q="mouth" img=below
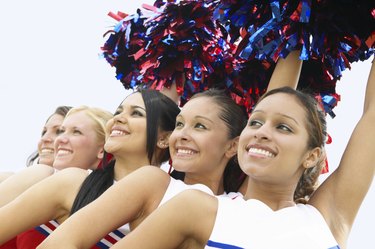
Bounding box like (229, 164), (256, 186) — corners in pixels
(175, 148), (198, 157)
(109, 129), (130, 137)
(40, 148), (54, 155)
(246, 146), (276, 158)
(55, 148), (73, 157)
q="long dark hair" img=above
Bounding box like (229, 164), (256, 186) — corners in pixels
(70, 89), (180, 215)
(170, 89), (248, 193)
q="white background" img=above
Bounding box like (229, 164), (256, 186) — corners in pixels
(0, 1), (373, 247)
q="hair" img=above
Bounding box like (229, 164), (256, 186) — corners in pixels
(255, 87), (327, 203)
(65, 106), (113, 145)
(26, 105), (73, 166)
(70, 89), (180, 215)
(170, 88), (248, 193)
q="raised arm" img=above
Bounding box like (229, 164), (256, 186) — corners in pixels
(267, 50), (303, 91)
(38, 166), (171, 249)
(0, 167), (87, 244)
(0, 164), (54, 207)
(310, 59), (375, 245)
(111, 189), (217, 249)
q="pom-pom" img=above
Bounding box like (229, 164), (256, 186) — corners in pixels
(101, 9), (148, 89)
(134, 0), (236, 104)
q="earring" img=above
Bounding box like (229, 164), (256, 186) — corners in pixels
(158, 141), (168, 148)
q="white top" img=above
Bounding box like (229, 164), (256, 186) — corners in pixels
(206, 197), (340, 249)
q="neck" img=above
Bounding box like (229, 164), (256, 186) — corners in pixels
(184, 172), (225, 195)
(113, 156), (154, 181)
(244, 177), (297, 211)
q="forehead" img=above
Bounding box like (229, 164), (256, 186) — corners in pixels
(45, 114), (64, 127)
(120, 92), (144, 108)
(180, 96), (221, 118)
(253, 93), (306, 120)
(62, 111), (94, 128)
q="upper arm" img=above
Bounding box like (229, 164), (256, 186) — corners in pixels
(267, 50), (303, 91)
(0, 167), (88, 244)
(111, 189), (218, 249)
(0, 164), (54, 207)
(38, 166), (172, 249)
(310, 60), (375, 243)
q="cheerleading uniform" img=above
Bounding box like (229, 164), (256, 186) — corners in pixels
(206, 197), (340, 249)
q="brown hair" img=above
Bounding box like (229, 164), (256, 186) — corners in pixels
(256, 87), (327, 203)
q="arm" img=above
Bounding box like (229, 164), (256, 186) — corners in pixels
(0, 164), (54, 207)
(0, 172), (13, 183)
(38, 166), (171, 249)
(0, 167), (88, 244)
(267, 50), (303, 91)
(310, 59), (375, 245)
(111, 189), (218, 249)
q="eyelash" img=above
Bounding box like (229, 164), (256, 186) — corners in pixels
(249, 120), (292, 133)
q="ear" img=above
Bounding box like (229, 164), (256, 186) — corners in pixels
(225, 137), (239, 159)
(97, 147), (105, 160)
(302, 147), (322, 169)
(157, 131), (171, 149)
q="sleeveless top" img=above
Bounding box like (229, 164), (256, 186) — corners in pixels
(206, 197), (340, 249)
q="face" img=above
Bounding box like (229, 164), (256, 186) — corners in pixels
(169, 96), (234, 175)
(53, 111), (104, 170)
(37, 114), (65, 165)
(104, 92), (148, 161)
(238, 93), (311, 184)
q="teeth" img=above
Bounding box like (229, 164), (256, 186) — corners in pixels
(110, 130), (126, 136)
(177, 149), (196, 155)
(40, 148), (54, 154)
(248, 148), (275, 158)
(56, 149), (72, 156)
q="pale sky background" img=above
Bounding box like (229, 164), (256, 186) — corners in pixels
(0, 1), (373, 247)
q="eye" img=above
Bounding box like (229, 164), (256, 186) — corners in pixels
(73, 129), (82, 135)
(194, 123), (206, 129)
(248, 120), (263, 127)
(131, 110), (144, 117)
(56, 128), (63, 135)
(277, 124), (293, 132)
(41, 129), (47, 136)
(175, 120), (184, 128)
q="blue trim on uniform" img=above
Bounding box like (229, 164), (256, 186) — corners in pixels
(34, 226), (49, 237)
(328, 246), (341, 249)
(207, 240), (244, 249)
(111, 229), (126, 238)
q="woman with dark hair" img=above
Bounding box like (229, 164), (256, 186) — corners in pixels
(0, 89), (180, 248)
(37, 51), (303, 249)
(101, 59), (374, 249)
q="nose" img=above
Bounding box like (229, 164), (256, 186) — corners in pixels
(40, 132), (53, 143)
(253, 124), (270, 141)
(113, 113), (127, 124)
(175, 126), (191, 142)
(54, 133), (68, 145)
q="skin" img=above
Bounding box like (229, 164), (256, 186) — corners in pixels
(0, 108), (110, 208)
(0, 92), (170, 244)
(53, 111), (104, 171)
(105, 59), (375, 249)
(38, 113), (65, 166)
(37, 51), (303, 249)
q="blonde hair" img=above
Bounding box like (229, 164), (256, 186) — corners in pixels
(65, 106), (113, 144)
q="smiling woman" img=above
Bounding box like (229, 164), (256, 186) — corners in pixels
(0, 1), (373, 248)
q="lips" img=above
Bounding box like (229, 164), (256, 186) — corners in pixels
(109, 126), (130, 137)
(175, 146), (198, 157)
(55, 148), (73, 157)
(245, 144), (276, 158)
(40, 148), (54, 155)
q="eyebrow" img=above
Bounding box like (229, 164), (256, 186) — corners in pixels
(252, 110), (299, 125)
(176, 114), (214, 124)
(131, 105), (146, 111)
